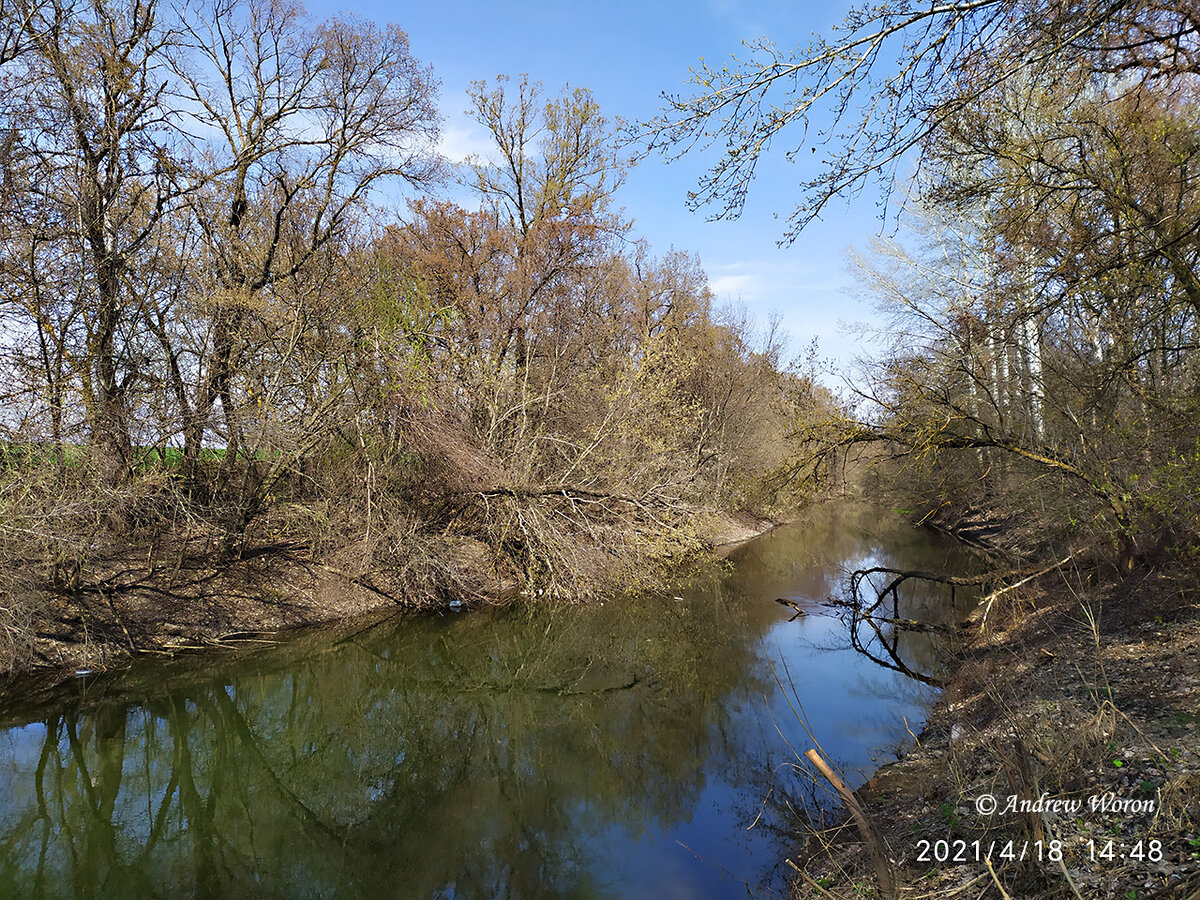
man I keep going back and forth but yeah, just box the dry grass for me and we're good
[788,566,1200,899]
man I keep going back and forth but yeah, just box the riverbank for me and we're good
[0,507,779,691]
[789,563,1200,899]
[0,507,967,898]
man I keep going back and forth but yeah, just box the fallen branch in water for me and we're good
[775,597,808,620]
[822,597,954,633]
[805,748,897,900]
[848,549,1085,618]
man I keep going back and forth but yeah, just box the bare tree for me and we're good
[1,0,177,480]
[638,0,1199,241]
[161,0,439,521]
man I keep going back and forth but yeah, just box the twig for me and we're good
[308,561,400,602]
[983,858,1012,899]
[903,714,921,748]
[978,550,1083,630]
[786,859,841,899]
[805,748,897,900]
[1054,840,1086,900]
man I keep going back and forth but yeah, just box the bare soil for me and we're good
[0,508,776,696]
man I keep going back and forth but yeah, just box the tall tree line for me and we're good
[646,0,1200,572]
[0,0,819,641]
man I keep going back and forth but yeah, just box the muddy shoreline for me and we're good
[0,509,780,703]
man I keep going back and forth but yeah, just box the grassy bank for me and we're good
[788,560,1200,899]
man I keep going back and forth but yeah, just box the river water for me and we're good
[0,504,975,899]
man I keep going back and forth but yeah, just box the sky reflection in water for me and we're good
[0,504,976,899]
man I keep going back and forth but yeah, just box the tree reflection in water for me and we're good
[0,504,978,899]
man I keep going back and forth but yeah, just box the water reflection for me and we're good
[0,504,976,899]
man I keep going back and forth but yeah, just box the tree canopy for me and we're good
[640,0,1200,240]
[0,0,829,669]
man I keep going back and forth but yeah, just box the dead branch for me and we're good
[805,748,897,900]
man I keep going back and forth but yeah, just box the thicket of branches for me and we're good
[0,0,823,662]
[845,19,1200,573]
[648,0,1200,575]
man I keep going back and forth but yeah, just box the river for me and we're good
[0,503,976,899]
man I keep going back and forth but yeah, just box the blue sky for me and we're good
[306,0,885,373]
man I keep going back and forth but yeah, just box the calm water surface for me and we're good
[0,504,975,899]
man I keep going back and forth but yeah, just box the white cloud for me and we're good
[700,255,876,376]
[436,122,496,165]
[708,272,759,299]
[707,258,846,304]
